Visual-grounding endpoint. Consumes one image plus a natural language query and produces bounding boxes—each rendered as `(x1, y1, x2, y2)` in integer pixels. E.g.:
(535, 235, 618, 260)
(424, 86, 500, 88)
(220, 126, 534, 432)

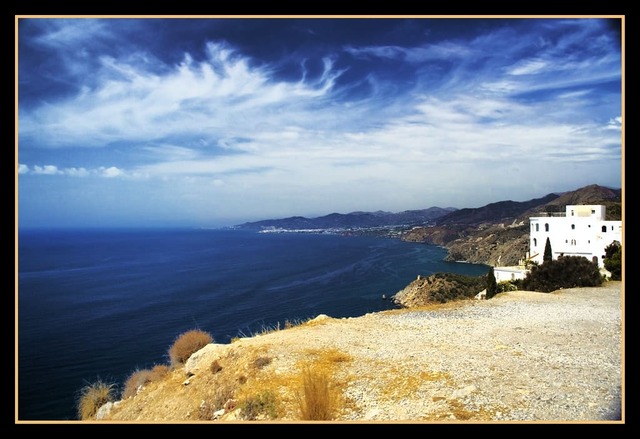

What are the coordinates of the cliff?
(93, 282, 623, 422)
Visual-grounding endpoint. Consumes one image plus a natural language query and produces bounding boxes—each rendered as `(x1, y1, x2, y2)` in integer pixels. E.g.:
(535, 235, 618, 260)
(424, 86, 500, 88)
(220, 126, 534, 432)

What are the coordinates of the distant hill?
(435, 193, 561, 226)
(234, 183, 621, 267)
(234, 207, 457, 231)
(521, 184, 622, 222)
(402, 184, 622, 266)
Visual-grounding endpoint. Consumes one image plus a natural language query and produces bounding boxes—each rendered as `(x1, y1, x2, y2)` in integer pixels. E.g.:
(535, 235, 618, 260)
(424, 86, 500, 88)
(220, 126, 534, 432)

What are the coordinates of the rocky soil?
(98, 281, 623, 423)
(402, 223, 530, 267)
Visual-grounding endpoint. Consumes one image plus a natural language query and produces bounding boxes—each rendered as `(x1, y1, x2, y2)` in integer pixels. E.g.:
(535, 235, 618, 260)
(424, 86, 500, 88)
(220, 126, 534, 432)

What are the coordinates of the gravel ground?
(249, 281, 623, 422)
(103, 281, 623, 423)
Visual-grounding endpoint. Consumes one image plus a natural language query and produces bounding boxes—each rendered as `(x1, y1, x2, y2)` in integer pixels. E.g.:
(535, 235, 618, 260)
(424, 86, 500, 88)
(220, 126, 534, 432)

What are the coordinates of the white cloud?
(508, 58, 548, 76)
(18, 20, 621, 223)
(20, 42, 343, 150)
(64, 167, 90, 177)
(19, 164, 128, 178)
(32, 165, 61, 175)
(99, 166, 124, 178)
(34, 19, 110, 48)
(606, 116, 622, 130)
(344, 42, 471, 63)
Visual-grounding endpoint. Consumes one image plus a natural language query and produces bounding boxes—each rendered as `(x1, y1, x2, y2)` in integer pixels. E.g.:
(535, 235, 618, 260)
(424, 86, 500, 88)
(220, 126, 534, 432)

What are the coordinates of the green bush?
(239, 390, 279, 420)
(168, 329, 213, 366)
(522, 256, 602, 292)
(497, 280, 519, 293)
(426, 272, 487, 303)
(603, 242, 622, 280)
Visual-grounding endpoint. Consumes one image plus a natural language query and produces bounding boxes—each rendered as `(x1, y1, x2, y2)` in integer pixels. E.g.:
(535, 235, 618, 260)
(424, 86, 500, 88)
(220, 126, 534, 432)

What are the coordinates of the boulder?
(184, 343, 229, 376)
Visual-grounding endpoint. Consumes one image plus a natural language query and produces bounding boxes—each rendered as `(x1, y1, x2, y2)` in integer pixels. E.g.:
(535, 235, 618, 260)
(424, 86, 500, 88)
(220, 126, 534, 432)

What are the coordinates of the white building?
(528, 205, 622, 268)
(494, 266, 528, 283)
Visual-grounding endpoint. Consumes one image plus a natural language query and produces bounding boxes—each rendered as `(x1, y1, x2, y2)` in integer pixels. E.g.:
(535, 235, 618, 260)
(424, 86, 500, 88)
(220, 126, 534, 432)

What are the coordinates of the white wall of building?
(529, 205, 622, 267)
(494, 267, 528, 283)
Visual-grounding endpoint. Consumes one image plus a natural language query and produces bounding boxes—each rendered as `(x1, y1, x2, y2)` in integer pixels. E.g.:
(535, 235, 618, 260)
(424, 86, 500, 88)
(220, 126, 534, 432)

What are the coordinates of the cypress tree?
(543, 237, 553, 263)
(486, 267, 497, 299)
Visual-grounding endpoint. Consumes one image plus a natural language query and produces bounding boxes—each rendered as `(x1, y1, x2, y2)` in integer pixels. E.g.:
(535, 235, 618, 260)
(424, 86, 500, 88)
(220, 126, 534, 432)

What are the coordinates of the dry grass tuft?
(295, 364, 338, 421)
(447, 399, 475, 420)
(168, 329, 213, 366)
(122, 364, 171, 399)
(288, 349, 351, 421)
(77, 380, 116, 420)
(148, 364, 170, 381)
(122, 369, 153, 399)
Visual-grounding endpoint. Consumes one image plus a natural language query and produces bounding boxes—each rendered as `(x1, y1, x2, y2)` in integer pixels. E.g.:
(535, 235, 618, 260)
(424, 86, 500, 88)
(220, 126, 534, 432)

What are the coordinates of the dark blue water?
(17, 228, 489, 421)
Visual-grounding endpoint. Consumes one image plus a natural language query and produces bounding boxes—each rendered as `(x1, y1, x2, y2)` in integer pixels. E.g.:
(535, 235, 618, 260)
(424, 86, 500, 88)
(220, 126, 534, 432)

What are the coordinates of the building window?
(588, 224, 591, 228)
(565, 240, 568, 243)
(571, 210, 574, 216)
(545, 223, 549, 232)
(588, 240, 590, 243)
(511, 273, 515, 280)
(592, 256, 598, 264)
(533, 238, 537, 247)
(571, 239, 576, 246)
(535, 223, 539, 232)
(611, 226, 614, 231)
(602, 226, 607, 233)
(571, 224, 575, 230)
(592, 209, 595, 214)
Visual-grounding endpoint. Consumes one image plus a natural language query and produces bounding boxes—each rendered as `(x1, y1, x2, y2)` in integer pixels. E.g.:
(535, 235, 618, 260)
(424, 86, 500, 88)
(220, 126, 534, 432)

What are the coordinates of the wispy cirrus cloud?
(344, 41, 471, 62)
(19, 42, 345, 151)
(18, 18, 622, 226)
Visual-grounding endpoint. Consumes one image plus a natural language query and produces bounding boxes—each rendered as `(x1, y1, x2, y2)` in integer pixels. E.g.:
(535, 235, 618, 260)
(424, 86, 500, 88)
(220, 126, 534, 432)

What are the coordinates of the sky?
(17, 17, 623, 228)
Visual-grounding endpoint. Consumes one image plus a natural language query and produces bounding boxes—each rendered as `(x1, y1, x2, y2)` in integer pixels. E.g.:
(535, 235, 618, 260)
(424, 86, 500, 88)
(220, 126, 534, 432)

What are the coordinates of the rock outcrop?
(392, 272, 487, 308)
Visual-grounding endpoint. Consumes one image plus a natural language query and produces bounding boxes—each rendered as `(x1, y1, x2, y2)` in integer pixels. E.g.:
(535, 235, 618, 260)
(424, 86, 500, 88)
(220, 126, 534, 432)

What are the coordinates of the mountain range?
(235, 184, 622, 267)
(234, 207, 456, 231)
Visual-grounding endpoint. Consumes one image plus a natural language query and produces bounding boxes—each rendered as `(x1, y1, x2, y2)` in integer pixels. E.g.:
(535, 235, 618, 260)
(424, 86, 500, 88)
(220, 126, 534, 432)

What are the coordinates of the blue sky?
(17, 17, 623, 228)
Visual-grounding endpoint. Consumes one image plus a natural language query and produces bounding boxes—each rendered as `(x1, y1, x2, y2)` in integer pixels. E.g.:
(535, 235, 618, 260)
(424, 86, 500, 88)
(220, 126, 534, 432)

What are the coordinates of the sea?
(17, 228, 489, 421)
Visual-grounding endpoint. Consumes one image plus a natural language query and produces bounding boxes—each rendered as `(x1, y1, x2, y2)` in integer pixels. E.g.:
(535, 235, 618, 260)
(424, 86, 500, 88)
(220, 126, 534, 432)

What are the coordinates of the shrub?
(603, 242, 622, 280)
(168, 329, 213, 366)
(522, 255, 602, 293)
(239, 390, 278, 420)
(76, 379, 116, 420)
(497, 280, 518, 293)
(296, 365, 336, 421)
(148, 364, 170, 381)
(122, 369, 153, 399)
